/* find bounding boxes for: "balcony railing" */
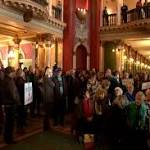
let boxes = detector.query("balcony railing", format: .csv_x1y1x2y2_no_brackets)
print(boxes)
3,0,48,19
103,5,150,26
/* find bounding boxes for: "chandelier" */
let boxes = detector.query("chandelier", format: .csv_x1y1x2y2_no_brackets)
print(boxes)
76,8,87,23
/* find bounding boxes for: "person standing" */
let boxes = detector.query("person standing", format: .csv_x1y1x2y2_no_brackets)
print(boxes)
121,3,128,23
127,91,148,150
0,70,4,135
103,7,109,26
136,0,143,19
15,69,26,134
43,67,55,131
3,67,20,144
53,67,68,127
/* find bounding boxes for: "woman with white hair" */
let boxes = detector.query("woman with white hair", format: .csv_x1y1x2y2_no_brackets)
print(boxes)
43,67,55,131
15,68,26,134
113,87,129,108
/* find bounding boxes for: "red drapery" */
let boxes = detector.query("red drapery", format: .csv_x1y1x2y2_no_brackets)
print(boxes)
76,0,88,9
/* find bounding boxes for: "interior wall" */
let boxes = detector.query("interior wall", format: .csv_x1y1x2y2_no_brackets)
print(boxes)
103,0,117,14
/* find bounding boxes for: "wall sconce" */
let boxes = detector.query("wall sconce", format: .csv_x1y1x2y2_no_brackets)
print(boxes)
141,63,144,67
135,61,140,65
123,55,127,60
112,49,115,52
129,58,134,62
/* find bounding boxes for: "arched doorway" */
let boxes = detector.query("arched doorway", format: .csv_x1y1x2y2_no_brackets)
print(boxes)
76,45,87,70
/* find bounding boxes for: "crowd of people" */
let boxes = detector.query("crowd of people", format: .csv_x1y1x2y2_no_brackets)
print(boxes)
0,65,150,149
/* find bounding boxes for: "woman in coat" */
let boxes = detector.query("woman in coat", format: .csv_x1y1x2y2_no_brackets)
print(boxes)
43,67,55,131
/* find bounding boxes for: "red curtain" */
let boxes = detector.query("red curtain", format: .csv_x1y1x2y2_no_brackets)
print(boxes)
76,0,88,9
76,45,87,70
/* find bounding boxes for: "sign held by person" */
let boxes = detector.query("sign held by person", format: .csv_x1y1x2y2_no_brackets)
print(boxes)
24,82,33,105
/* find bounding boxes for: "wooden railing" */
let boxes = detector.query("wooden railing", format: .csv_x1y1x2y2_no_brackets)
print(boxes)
127,5,150,22
103,5,150,26
103,13,117,26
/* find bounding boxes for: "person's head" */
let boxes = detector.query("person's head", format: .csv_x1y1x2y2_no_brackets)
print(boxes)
56,67,62,77
115,87,123,96
23,67,28,73
105,69,112,78
127,83,134,94
90,72,97,81
124,72,129,79
146,89,150,101
16,68,25,79
102,79,110,90
28,66,33,72
135,91,145,106
114,71,120,79
5,66,16,78
45,67,53,77
0,70,4,80
96,88,106,102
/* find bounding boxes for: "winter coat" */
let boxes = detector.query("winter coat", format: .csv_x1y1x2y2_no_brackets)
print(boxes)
43,76,55,104
127,102,147,130
2,76,20,105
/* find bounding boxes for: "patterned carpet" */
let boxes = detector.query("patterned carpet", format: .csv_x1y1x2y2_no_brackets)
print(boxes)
1,131,83,150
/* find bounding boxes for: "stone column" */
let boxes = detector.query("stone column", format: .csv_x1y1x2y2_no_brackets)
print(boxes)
100,0,104,27
89,0,101,70
117,0,123,25
48,0,52,17
61,0,64,21
55,39,58,65
45,41,51,67
99,41,104,72
32,42,36,70
63,0,76,71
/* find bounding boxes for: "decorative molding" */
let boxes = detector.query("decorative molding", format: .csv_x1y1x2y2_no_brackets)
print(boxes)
3,0,48,19
0,6,66,38
100,19,150,41
100,19,150,34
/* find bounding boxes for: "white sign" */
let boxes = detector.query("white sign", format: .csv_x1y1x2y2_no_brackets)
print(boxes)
24,82,33,105
142,82,150,90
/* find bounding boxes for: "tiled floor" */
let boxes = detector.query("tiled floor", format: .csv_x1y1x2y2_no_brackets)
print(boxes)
0,116,72,148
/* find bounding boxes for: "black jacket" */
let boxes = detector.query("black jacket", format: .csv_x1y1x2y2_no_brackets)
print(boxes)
43,76,55,104
2,76,20,105
52,76,68,101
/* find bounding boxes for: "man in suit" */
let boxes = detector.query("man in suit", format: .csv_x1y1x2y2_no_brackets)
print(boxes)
53,67,68,126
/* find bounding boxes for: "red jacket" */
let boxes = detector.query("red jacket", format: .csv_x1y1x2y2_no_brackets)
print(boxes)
82,97,93,118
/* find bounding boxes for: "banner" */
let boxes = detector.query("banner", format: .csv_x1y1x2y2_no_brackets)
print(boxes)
24,82,33,105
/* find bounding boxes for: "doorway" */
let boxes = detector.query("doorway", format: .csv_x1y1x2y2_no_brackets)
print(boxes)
76,45,87,70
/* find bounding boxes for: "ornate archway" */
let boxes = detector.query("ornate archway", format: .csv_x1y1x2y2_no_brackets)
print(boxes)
76,45,87,70
73,42,90,70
